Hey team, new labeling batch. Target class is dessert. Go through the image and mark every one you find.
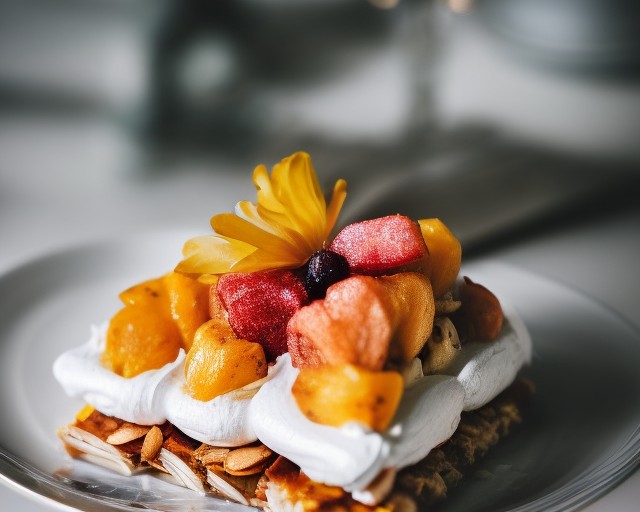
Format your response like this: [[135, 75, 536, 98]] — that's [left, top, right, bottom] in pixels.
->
[[54, 152, 532, 510]]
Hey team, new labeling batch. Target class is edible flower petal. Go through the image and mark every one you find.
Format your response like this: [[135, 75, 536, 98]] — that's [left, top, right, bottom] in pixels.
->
[[176, 152, 347, 278]]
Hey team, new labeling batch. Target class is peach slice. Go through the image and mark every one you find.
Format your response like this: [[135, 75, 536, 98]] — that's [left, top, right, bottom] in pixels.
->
[[287, 276, 394, 370], [288, 273, 434, 370], [292, 364, 403, 431], [184, 319, 267, 401], [103, 305, 183, 378], [163, 272, 211, 351], [418, 218, 462, 298], [379, 272, 435, 363]]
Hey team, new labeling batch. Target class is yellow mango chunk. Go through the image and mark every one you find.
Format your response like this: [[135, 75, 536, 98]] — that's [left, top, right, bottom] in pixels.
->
[[292, 364, 403, 432], [418, 218, 462, 298], [379, 272, 435, 363], [103, 304, 183, 378], [118, 276, 170, 310], [184, 319, 267, 401], [163, 271, 211, 350]]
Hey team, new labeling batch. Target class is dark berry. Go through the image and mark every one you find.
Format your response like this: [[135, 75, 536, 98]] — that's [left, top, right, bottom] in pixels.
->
[[304, 249, 350, 301]]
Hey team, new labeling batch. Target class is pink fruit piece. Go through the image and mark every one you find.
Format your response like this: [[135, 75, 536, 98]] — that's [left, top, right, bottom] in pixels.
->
[[330, 215, 428, 276], [287, 275, 394, 370], [217, 270, 308, 361]]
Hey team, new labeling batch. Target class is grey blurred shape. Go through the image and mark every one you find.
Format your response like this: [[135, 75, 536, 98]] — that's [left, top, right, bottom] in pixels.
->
[[475, 0, 640, 73], [331, 130, 639, 252]]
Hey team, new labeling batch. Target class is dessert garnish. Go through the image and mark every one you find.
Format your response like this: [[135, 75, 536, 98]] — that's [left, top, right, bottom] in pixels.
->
[[176, 151, 347, 277], [54, 151, 532, 511]]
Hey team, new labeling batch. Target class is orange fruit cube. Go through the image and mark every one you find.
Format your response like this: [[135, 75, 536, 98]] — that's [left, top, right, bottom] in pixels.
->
[[163, 272, 211, 350], [103, 304, 183, 378], [184, 319, 267, 401], [418, 218, 462, 298], [379, 272, 435, 363], [118, 276, 170, 309], [292, 364, 403, 432]]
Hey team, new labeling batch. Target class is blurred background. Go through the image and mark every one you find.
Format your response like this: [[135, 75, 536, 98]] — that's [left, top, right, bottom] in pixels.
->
[[1, 0, 640, 509], [1, 0, 639, 258]]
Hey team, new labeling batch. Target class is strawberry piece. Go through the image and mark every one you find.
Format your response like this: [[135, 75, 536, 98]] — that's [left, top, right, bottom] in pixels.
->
[[330, 215, 427, 276], [217, 270, 308, 361]]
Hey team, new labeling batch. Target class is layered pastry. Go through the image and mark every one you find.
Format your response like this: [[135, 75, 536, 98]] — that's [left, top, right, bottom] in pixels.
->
[[54, 152, 533, 511]]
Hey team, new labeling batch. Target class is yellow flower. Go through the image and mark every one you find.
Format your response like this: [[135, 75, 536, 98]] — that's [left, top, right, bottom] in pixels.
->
[[176, 152, 347, 280]]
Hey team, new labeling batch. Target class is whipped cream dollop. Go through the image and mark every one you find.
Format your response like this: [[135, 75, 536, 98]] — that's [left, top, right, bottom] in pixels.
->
[[53, 324, 261, 447], [54, 302, 531, 492]]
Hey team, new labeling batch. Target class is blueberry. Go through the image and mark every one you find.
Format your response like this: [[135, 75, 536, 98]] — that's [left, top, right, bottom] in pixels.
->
[[304, 249, 350, 300]]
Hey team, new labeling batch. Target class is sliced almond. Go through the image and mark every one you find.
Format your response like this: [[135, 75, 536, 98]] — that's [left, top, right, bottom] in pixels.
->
[[101, 417, 119, 432], [141, 426, 163, 462], [207, 469, 249, 506], [225, 445, 272, 474], [158, 448, 205, 494], [225, 465, 267, 477], [147, 458, 170, 474], [194, 445, 229, 466], [57, 426, 136, 476], [106, 424, 151, 445]]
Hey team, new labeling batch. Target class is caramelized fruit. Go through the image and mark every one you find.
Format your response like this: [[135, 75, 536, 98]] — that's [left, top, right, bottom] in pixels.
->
[[379, 272, 435, 363], [163, 271, 210, 350], [103, 304, 183, 378], [184, 319, 267, 401], [453, 277, 503, 342], [418, 218, 461, 298], [292, 364, 403, 431], [118, 276, 170, 309]]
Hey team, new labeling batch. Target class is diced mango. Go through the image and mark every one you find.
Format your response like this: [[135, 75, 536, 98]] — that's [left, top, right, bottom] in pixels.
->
[[292, 364, 403, 432], [418, 218, 462, 298], [163, 271, 211, 350], [379, 272, 435, 363], [184, 319, 267, 401], [118, 276, 170, 310], [103, 304, 183, 378]]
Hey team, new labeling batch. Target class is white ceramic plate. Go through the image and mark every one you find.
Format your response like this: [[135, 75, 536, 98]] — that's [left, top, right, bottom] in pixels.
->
[[0, 235, 639, 511]]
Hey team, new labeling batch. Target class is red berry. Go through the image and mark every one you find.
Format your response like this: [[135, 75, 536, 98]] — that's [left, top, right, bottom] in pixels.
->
[[217, 270, 308, 361], [330, 215, 427, 275], [304, 249, 350, 301]]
